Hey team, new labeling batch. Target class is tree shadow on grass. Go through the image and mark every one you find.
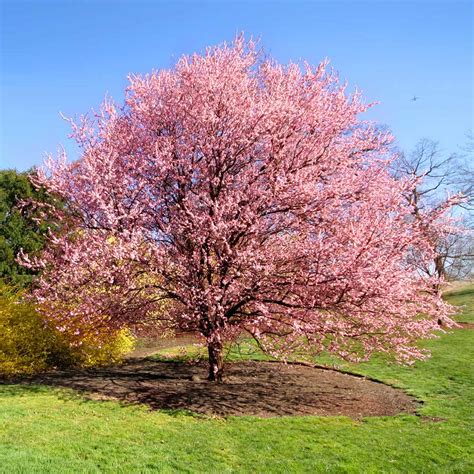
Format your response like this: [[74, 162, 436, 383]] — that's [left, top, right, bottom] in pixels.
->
[[1, 358, 420, 419], [0, 383, 51, 398]]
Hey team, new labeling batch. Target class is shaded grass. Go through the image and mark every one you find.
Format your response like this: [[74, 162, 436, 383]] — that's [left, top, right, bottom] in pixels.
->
[[0, 286, 473, 472]]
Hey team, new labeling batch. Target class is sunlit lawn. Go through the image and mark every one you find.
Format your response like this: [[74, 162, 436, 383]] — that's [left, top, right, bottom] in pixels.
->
[[1, 286, 473, 473]]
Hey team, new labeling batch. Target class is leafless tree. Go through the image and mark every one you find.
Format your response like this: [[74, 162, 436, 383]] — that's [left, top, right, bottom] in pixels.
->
[[454, 132, 474, 219], [392, 138, 473, 281]]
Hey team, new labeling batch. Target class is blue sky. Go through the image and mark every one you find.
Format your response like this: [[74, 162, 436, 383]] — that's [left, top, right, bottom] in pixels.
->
[[1, 0, 472, 170]]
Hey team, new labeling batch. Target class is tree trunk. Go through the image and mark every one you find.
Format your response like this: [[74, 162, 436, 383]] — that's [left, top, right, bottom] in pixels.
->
[[207, 341, 224, 383], [434, 255, 446, 280]]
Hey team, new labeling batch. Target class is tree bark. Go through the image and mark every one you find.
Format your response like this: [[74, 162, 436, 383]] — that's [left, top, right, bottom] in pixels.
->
[[207, 341, 224, 382], [434, 255, 446, 280]]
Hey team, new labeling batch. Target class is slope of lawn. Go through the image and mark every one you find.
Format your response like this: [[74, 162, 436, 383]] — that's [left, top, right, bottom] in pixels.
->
[[0, 286, 473, 473]]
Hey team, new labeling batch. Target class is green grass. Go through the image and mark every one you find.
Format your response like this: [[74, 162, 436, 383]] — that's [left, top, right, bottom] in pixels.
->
[[444, 284, 474, 323], [151, 338, 272, 362], [1, 287, 473, 473]]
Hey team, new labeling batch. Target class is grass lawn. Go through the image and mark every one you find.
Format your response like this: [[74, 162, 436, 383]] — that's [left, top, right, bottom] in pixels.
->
[[1, 286, 473, 473]]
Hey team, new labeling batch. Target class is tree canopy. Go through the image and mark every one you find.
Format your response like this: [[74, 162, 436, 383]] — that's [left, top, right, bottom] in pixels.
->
[[23, 38, 456, 381]]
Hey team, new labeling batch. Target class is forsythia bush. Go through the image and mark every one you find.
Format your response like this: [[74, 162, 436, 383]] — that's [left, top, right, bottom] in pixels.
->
[[68, 328, 136, 368], [0, 284, 67, 375], [0, 284, 135, 376]]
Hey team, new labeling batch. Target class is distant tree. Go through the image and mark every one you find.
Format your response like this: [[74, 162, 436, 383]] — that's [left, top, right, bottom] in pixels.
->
[[392, 139, 473, 281], [455, 132, 474, 219], [0, 169, 60, 287], [24, 38, 456, 382], [448, 132, 474, 280]]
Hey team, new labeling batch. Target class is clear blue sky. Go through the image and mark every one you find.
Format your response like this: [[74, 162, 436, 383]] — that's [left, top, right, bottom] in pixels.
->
[[1, 0, 472, 171]]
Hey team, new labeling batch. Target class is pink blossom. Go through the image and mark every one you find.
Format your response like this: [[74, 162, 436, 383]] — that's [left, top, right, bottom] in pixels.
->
[[25, 37, 456, 382]]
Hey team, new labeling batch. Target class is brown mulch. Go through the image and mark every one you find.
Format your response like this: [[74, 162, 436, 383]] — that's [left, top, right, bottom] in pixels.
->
[[457, 322, 474, 329], [10, 359, 419, 418]]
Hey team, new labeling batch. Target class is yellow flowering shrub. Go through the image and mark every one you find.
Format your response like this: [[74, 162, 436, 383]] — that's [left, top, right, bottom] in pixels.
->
[[0, 283, 135, 377], [68, 328, 136, 367]]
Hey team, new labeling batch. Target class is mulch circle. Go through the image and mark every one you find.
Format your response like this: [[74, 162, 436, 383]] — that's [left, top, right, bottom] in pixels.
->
[[12, 359, 419, 418]]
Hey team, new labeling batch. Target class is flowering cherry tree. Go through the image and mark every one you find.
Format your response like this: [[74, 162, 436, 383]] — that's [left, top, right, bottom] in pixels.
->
[[24, 38, 456, 382]]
